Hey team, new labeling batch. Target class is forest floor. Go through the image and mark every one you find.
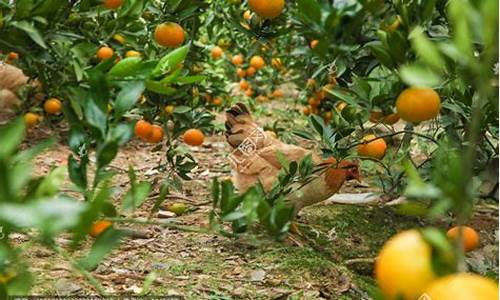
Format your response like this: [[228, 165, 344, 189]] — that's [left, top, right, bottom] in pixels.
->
[[12, 100, 499, 299]]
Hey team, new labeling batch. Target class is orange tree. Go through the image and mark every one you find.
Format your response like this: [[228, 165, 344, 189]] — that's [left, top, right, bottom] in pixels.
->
[[0, 0, 217, 296], [206, 0, 498, 297]]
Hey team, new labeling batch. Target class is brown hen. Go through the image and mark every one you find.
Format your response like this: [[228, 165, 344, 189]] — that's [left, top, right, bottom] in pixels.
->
[[225, 103, 359, 214]]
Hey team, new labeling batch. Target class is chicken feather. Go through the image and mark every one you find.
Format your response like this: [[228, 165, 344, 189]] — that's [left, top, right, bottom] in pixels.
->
[[225, 103, 359, 214]]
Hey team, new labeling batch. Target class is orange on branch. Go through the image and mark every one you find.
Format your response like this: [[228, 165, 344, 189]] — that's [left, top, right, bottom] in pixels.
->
[[44, 98, 62, 115], [103, 0, 123, 9], [248, 0, 285, 19], [147, 125, 164, 143], [211, 46, 224, 60], [357, 134, 387, 159], [96, 46, 114, 61], [447, 226, 480, 252], [396, 87, 441, 123], [375, 230, 437, 300], [232, 54, 244, 65], [154, 22, 185, 48], [183, 129, 205, 146], [134, 120, 153, 141], [250, 55, 265, 69]]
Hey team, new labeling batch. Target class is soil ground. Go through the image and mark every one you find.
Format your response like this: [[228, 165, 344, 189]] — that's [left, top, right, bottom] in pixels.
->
[[12, 100, 499, 299]]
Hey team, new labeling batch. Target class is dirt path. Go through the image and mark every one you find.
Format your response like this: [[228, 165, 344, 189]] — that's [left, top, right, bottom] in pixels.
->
[[15, 102, 499, 299]]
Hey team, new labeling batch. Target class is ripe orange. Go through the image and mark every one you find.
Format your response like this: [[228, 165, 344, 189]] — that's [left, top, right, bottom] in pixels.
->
[[250, 55, 265, 69], [103, 0, 123, 9], [125, 50, 141, 58], [96, 46, 114, 61], [154, 22, 185, 48], [211, 46, 224, 60], [239, 80, 250, 90], [165, 105, 175, 115], [375, 230, 437, 300], [212, 97, 223, 106], [24, 112, 40, 127], [232, 54, 244, 65], [272, 89, 283, 98], [308, 97, 321, 108], [183, 129, 205, 146], [90, 220, 112, 237], [447, 226, 480, 252], [248, 0, 285, 19], [147, 125, 164, 143], [310, 39, 319, 49], [243, 10, 253, 20], [314, 89, 326, 101], [424, 273, 499, 300], [245, 89, 254, 97], [357, 134, 387, 159], [44, 98, 62, 115], [303, 106, 311, 116], [396, 87, 441, 123], [134, 120, 153, 141], [7, 52, 19, 60], [237, 68, 247, 78], [246, 66, 256, 76]]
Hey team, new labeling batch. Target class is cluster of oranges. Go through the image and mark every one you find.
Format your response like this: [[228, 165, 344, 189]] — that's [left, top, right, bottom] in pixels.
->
[[24, 97, 63, 128], [355, 87, 441, 160], [96, 21, 185, 63], [302, 77, 338, 123], [231, 54, 283, 100], [134, 119, 205, 147], [202, 94, 224, 107], [134, 120, 165, 144], [375, 226, 497, 300]]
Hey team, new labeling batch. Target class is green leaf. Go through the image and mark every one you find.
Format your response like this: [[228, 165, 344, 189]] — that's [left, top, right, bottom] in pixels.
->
[[173, 106, 191, 114], [409, 27, 445, 70], [400, 64, 442, 87], [145, 80, 176, 95], [0, 118, 25, 158], [109, 123, 133, 146], [35, 166, 66, 198], [107, 57, 143, 78], [15, 0, 34, 18], [68, 155, 87, 189], [176, 75, 206, 84], [11, 21, 47, 48], [0, 196, 85, 237], [96, 141, 118, 169], [297, 0, 322, 24], [122, 168, 152, 212], [79, 228, 125, 270], [114, 81, 145, 119], [152, 45, 190, 77], [368, 42, 394, 69], [83, 99, 107, 138]]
